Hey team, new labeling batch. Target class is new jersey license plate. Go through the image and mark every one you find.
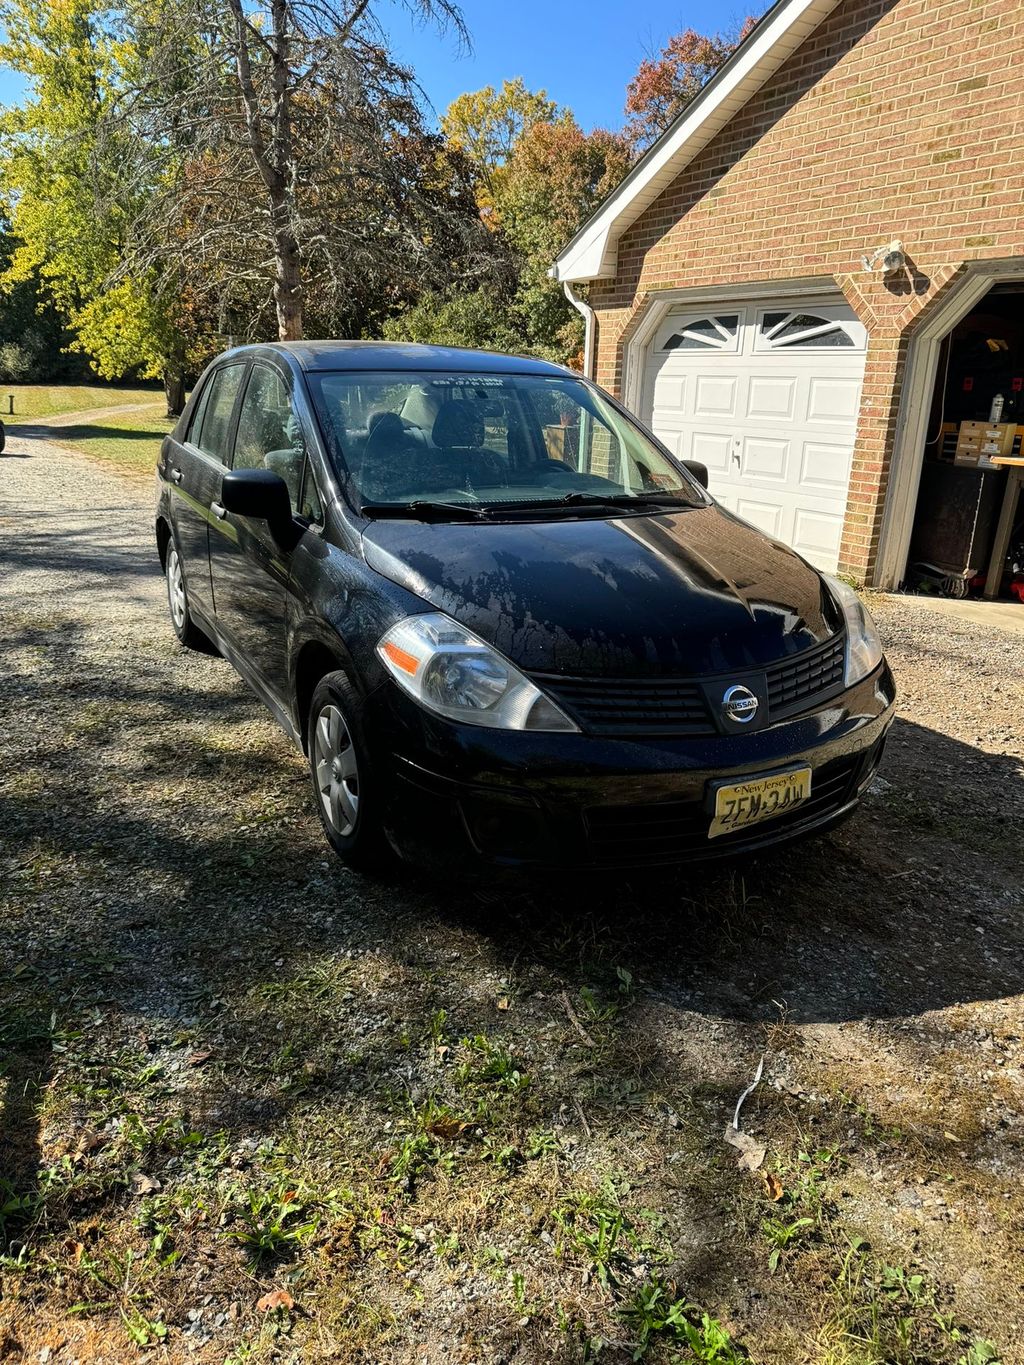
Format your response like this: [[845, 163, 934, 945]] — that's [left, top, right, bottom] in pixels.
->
[[708, 767, 812, 839]]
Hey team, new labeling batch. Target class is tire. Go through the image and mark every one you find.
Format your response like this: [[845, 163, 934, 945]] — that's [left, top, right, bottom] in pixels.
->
[[164, 534, 213, 651], [307, 670, 391, 872], [0, 420, 6, 454]]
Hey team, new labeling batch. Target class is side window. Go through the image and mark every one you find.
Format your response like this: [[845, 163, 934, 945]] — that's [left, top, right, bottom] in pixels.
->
[[234, 364, 306, 512], [186, 377, 213, 446], [196, 364, 245, 462], [299, 462, 324, 524]]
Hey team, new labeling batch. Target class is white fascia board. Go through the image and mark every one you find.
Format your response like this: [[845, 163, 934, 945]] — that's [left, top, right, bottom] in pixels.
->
[[553, 0, 843, 284]]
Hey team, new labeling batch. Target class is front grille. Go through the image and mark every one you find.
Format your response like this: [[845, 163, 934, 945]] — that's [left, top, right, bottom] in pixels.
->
[[532, 675, 716, 737], [766, 633, 846, 718], [583, 753, 863, 865], [534, 632, 848, 738]]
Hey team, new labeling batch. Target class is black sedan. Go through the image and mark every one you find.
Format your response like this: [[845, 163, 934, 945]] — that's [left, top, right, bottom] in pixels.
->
[[155, 342, 895, 872]]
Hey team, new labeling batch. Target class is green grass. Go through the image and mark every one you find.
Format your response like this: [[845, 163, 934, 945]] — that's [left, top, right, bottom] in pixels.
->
[[1, 383, 162, 423], [50, 407, 174, 475]]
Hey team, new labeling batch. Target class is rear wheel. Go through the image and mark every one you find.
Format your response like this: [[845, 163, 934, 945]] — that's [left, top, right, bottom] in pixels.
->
[[307, 671, 390, 872], [165, 538, 211, 650]]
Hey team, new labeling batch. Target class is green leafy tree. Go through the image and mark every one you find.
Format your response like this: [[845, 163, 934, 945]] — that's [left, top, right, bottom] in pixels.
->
[[500, 113, 631, 361], [0, 222, 81, 381], [441, 77, 556, 220], [0, 0, 198, 410]]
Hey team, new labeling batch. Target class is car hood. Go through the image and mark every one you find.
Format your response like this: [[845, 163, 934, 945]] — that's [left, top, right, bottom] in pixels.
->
[[361, 505, 839, 677]]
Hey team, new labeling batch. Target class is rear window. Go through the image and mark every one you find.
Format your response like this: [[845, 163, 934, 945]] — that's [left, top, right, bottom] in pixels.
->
[[194, 364, 245, 463]]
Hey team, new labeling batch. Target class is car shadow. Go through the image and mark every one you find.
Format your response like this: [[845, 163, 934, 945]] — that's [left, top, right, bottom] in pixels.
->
[[3, 596, 1023, 1331]]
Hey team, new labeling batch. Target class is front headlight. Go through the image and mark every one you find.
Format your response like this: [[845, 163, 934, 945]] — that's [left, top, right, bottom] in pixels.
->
[[377, 613, 578, 731], [824, 576, 884, 685]]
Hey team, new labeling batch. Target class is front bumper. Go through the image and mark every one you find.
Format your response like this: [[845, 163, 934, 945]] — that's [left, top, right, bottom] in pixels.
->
[[368, 661, 896, 871]]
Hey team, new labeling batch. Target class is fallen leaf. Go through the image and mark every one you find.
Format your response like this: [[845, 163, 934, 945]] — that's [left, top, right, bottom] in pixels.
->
[[763, 1172, 784, 1201], [130, 1172, 162, 1196], [256, 1289, 294, 1314], [425, 1116, 468, 1141], [723, 1124, 766, 1172], [496, 996, 510, 1012], [73, 1130, 107, 1162], [186, 1050, 213, 1067]]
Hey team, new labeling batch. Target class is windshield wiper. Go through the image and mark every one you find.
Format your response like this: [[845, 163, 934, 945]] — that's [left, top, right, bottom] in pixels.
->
[[484, 491, 695, 514], [359, 500, 492, 521]]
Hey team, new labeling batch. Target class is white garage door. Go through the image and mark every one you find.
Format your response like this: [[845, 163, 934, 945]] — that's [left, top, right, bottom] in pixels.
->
[[642, 300, 867, 571]]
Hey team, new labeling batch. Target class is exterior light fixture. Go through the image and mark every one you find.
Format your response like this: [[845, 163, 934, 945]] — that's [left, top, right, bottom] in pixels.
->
[[861, 240, 906, 275]]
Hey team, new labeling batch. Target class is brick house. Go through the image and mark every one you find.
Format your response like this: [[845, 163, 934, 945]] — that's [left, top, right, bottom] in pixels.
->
[[551, 0, 1024, 586]]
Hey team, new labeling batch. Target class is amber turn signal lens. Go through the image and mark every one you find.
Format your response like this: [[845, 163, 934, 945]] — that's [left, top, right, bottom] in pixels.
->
[[381, 640, 421, 676]]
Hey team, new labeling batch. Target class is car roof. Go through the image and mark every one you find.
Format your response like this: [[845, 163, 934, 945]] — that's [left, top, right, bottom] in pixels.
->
[[225, 340, 577, 377]]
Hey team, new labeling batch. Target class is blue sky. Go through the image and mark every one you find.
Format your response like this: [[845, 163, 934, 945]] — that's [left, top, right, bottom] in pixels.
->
[[0, 1, 755, 131]]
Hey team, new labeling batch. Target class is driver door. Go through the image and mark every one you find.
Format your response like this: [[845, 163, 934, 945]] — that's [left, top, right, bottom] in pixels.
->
[[208, 361, 320, 697]]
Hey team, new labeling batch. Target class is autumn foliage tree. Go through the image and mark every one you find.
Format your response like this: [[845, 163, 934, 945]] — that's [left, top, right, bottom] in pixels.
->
[[624, 19, 756, 150]]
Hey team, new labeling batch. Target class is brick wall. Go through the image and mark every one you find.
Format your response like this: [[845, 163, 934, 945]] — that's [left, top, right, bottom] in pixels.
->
[[589, 0, 1024, 580]]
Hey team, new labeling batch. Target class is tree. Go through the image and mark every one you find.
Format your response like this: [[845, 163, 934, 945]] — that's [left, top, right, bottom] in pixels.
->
[[384, 111, 631, 366], [500, 114, 631, 362], [127, 0, 488, 344], [441, 78, 556, 220], [624, 19, 756, 150], [0, 0, 197, 410], [0, 222, 82, 381]]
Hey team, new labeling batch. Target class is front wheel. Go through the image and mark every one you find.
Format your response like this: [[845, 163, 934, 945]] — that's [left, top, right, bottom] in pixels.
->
[[307, 671, 391, 872], [165, 538, 212, 651]]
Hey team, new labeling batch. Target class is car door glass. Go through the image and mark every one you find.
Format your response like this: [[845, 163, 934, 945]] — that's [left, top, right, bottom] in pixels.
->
[[234, 364, 306, 511], [298, 459, 324, 523], [196, 364, 245, 462], [186, 377, 213, 446]]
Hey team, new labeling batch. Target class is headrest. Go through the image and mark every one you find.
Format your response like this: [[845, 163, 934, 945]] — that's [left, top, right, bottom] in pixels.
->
[[364, 410, 408, 457], [432, 400, 484, 450]]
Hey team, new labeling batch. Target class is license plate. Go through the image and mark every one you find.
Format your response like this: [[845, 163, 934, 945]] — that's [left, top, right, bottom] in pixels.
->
[[708, 767, 812, 839]]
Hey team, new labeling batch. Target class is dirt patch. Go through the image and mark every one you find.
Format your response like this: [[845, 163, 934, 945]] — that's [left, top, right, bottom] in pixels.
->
[[2, 431, 1022, 1363]]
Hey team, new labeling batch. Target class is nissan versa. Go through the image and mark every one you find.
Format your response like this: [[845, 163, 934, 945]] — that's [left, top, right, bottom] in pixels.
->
[[155, 342, 895, 872]]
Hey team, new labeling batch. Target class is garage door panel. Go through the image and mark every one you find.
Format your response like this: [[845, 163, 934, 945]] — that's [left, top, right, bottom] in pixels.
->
[[798, 440, 854, 493], [806, 375, 861, 423], [792, 507, 844, 569], [693, 373, 738, 417], [691, 431, 732, 473], [742, 436, 789, 482], [736, 498, 784, 540], [746, 375, 797, 421], [651, 375, 686, 411]]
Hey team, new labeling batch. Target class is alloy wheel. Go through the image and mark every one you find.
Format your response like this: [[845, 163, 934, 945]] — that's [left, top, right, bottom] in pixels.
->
[[314, 704, 360, 837], [167, 546, 187, 630]]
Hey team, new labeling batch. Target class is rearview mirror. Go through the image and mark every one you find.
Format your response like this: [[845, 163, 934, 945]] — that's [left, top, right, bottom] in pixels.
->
[[220, 468, 295, 539], [683, 459, 709, 490]]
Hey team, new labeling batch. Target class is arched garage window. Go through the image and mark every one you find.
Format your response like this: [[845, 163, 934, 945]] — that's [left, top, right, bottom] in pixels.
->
[[658, 314, 738, 351], [759, 311, 856, 348]]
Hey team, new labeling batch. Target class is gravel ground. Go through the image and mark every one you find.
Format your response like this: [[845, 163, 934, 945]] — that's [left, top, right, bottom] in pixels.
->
[[2, 429, 1023, 1364]]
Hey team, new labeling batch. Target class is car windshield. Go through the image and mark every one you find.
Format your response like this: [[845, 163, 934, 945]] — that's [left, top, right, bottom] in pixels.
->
[[306, 370, 703, 514]]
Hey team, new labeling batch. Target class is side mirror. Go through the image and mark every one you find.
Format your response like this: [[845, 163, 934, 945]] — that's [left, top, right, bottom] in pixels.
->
[[683, 459, 709, 490], [219, 468, 295, 539]]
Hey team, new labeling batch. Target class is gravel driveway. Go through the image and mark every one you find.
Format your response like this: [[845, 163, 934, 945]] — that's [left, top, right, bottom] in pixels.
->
[[2, 429, 1023, 1363]]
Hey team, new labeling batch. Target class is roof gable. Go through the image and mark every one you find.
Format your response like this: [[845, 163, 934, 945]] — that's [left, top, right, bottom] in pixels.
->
[[552, 0, 845, 283]]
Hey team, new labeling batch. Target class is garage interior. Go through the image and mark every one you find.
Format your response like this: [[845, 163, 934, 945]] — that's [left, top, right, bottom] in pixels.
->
[[905, 284, 1024, 609]]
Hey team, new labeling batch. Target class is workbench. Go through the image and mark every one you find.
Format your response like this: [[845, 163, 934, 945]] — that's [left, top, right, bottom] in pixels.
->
[[983, 456, 1024, 600]]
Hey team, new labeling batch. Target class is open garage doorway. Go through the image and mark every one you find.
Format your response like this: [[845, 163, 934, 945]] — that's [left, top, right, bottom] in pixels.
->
[[900, 283, 1024, 618]]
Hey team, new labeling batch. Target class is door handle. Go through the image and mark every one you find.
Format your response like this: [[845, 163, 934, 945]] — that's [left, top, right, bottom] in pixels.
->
[[211, 501, 227, 521], [170, 467, 183, 484]]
